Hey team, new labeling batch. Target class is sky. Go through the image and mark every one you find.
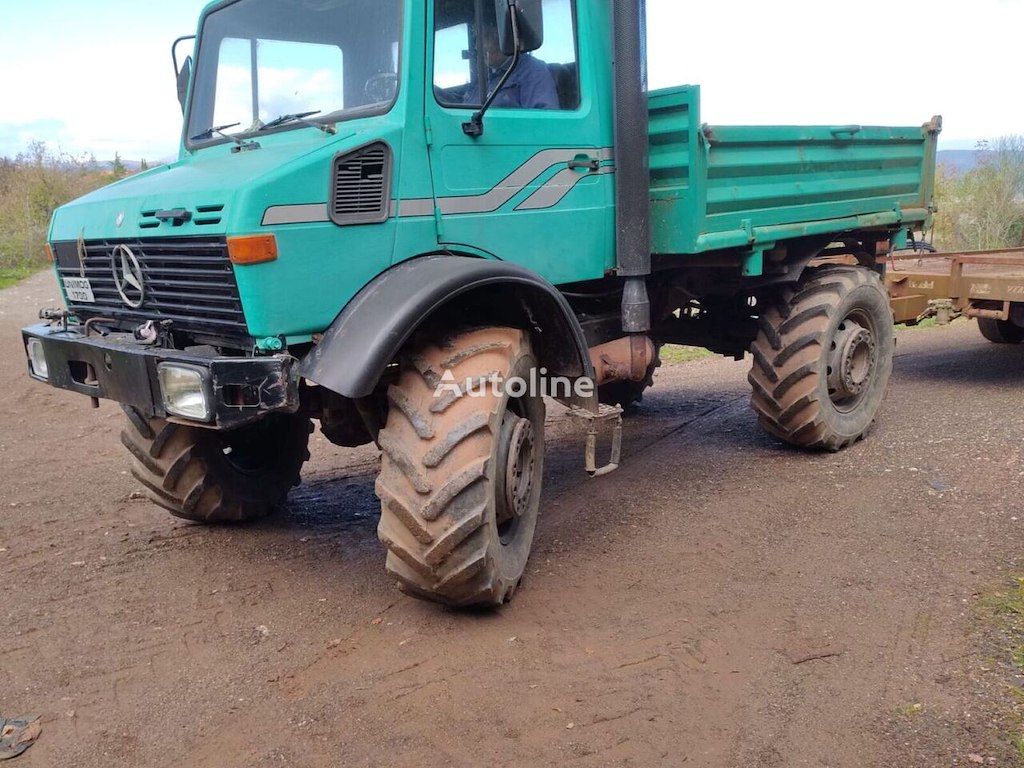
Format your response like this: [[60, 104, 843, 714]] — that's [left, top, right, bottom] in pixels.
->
[[1, 0, 1021, 162]]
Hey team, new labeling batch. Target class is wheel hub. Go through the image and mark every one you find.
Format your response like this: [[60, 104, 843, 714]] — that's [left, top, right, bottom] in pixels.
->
[[828, 320, 876, 400], [503, 417, 535, 522]]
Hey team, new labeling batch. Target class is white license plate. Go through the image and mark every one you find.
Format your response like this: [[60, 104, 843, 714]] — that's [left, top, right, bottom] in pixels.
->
[[62, 277, 95, 303]]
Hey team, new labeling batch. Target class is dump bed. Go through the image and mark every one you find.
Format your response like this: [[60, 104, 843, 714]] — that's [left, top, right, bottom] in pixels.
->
[[648, 85, 939, 257]]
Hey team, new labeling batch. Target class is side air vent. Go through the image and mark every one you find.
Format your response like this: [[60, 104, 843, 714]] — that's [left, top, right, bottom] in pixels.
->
[[329, 142, 392, 226]]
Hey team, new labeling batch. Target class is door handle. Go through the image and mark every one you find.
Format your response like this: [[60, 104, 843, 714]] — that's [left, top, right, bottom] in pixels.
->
[[567, 156, 599, 172]]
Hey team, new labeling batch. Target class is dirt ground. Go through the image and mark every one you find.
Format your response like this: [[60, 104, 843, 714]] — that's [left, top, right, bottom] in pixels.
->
[[2, 270, 1024, 768]]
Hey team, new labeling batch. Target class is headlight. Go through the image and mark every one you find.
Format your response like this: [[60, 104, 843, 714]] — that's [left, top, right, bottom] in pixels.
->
[[158, 364, 213, 422], [26, 338, 48, 379]]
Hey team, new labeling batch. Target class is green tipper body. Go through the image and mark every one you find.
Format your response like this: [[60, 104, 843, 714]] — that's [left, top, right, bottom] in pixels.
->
[[47, 0, 938, 343]]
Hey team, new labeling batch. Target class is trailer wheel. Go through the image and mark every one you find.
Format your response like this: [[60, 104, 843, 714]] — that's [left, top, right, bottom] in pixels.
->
[[597, 345, 662, 409], [120, 407, 312, 522], [376, 327, 544, 607], [748, 265, 894, 451], [977, 317, 1024, 344]]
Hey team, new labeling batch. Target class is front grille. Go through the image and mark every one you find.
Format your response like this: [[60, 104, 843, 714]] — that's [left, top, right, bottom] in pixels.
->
[[329, 142, 392, 226], [54, 236, 247, 336]]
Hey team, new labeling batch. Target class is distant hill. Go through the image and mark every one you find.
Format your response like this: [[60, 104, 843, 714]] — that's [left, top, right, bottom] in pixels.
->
[[937, 150, 984, 174]]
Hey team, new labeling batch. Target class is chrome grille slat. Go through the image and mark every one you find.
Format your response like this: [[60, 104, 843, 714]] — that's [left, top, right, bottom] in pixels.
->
[[56, 237, 247, 337]]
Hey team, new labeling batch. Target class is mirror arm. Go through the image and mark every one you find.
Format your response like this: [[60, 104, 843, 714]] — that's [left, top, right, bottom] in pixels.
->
[[462, 6, 521, 137], [171, 35, 196, 77]]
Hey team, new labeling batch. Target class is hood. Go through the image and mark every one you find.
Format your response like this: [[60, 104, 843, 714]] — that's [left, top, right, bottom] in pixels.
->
[[49, 127, 362, 242]]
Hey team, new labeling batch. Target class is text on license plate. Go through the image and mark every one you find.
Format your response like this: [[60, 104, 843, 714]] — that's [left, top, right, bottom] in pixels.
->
[[62, 277, 96, 303]]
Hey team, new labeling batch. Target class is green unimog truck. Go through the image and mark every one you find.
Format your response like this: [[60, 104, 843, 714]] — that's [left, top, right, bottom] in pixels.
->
[[22, 0, 939, 606]]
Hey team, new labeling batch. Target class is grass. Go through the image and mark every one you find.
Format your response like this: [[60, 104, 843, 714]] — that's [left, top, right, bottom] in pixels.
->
[[0, 263, 46, 289], [897, 317, 941, 331], [1012, 732, 1024, 760], [659, 344, 714, 364], [897, 316, 971, 332], [897, 702, 924, 718], [977, 577, 1024, 761]]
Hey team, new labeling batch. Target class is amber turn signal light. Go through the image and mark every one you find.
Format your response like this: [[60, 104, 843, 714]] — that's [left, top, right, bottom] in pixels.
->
[[228, 235, 278, 265], [44, 243, 54, 263]]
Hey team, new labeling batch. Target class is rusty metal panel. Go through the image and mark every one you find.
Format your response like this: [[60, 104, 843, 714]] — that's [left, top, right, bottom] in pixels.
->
[[886, 248, 1024, 322]]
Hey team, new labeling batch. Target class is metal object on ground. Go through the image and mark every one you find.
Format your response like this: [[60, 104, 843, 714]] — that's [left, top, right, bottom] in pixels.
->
[[569, 404, 624, 478], [0, 715, 41, 760]]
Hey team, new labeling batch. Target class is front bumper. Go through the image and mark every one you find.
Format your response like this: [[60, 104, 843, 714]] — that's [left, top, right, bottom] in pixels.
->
[[21, 323, 300, 430]]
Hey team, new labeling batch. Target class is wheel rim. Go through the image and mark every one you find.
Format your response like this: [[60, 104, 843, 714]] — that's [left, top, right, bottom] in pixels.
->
[[827, 312, 878, 411], [494, 401, 537, 546]]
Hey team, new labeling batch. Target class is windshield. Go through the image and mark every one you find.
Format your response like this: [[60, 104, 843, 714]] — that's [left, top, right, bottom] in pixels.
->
[[186, 0, 402, 146]]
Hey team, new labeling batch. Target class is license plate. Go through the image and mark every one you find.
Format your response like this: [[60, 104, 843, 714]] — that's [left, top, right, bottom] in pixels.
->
[[62, 277, 95, 303]]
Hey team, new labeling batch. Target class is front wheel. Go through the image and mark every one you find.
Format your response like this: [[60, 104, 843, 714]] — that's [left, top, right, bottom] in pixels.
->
[[121, 408, 312, 522], [748, 265, 894, 451], [375, 327, 544, 607], [978, 317, 1024, 344]]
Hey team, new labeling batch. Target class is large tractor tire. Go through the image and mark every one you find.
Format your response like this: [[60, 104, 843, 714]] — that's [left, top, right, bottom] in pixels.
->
[[121, 407, 312, 523], [376, 327, 545, 607], [978, 317, 1024, 344], [748, 265, 894, 452]]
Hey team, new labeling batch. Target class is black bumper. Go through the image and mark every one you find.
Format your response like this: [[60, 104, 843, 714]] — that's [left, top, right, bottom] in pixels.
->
[[21, 323, 300, 430]]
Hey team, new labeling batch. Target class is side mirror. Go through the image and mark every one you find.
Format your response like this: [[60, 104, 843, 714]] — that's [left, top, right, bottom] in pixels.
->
[[176, 57, 192, 115], [172, 35, 196, 115], [494, 0, 543, 56]]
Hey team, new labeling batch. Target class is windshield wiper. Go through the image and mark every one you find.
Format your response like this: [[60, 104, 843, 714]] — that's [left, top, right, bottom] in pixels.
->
[[189, 122, 241, 142], [189, 121, 262, 153], [258, 110, 336, 135]]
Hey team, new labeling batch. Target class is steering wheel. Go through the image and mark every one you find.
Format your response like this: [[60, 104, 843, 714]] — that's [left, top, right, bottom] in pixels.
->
[[365, 73, 398, 103]]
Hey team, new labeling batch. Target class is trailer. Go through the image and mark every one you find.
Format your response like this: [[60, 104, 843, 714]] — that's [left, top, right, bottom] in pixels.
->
[[22, 0, 939, 607], [887, 247, 1024, 342]]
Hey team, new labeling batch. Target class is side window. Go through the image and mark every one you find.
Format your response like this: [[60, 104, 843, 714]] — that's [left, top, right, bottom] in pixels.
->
[[433, 0, 578, 111]]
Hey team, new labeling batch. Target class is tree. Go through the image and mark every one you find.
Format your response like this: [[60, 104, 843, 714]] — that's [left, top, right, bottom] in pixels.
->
[[0, 142, 110, 272], [111, 152, 127, 179], [934, 136, 1024, 251]]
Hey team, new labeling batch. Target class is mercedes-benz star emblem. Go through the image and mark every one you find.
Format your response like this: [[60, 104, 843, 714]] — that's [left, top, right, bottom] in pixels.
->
[[111, 244, 145, 308]]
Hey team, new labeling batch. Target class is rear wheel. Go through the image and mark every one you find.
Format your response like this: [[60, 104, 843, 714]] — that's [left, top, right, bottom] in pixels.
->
[[978, 317, 1024, 344], [376, 327, 544, 607], [121, 407, 312, 522], [748, 265, 894, 451]]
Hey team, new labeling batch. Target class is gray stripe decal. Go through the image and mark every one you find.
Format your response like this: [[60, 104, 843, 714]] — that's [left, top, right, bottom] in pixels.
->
[[399, 199, 436, 217], [515, 166, 615, 211], [437, 148, 589, 214], [405, 147, 614, 217], [260, 148, 613, 224], [261, 204, 329, 226]]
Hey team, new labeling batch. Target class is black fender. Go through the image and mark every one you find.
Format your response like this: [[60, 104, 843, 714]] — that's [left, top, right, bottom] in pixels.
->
[[299, 255, 595, 399]]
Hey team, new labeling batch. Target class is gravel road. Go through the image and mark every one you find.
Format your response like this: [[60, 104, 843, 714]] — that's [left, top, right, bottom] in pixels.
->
[[2, 270, 1023, 767]]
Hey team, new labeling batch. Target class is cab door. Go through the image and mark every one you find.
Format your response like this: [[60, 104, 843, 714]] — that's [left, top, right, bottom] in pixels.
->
[[424, 0, 614, 286]]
